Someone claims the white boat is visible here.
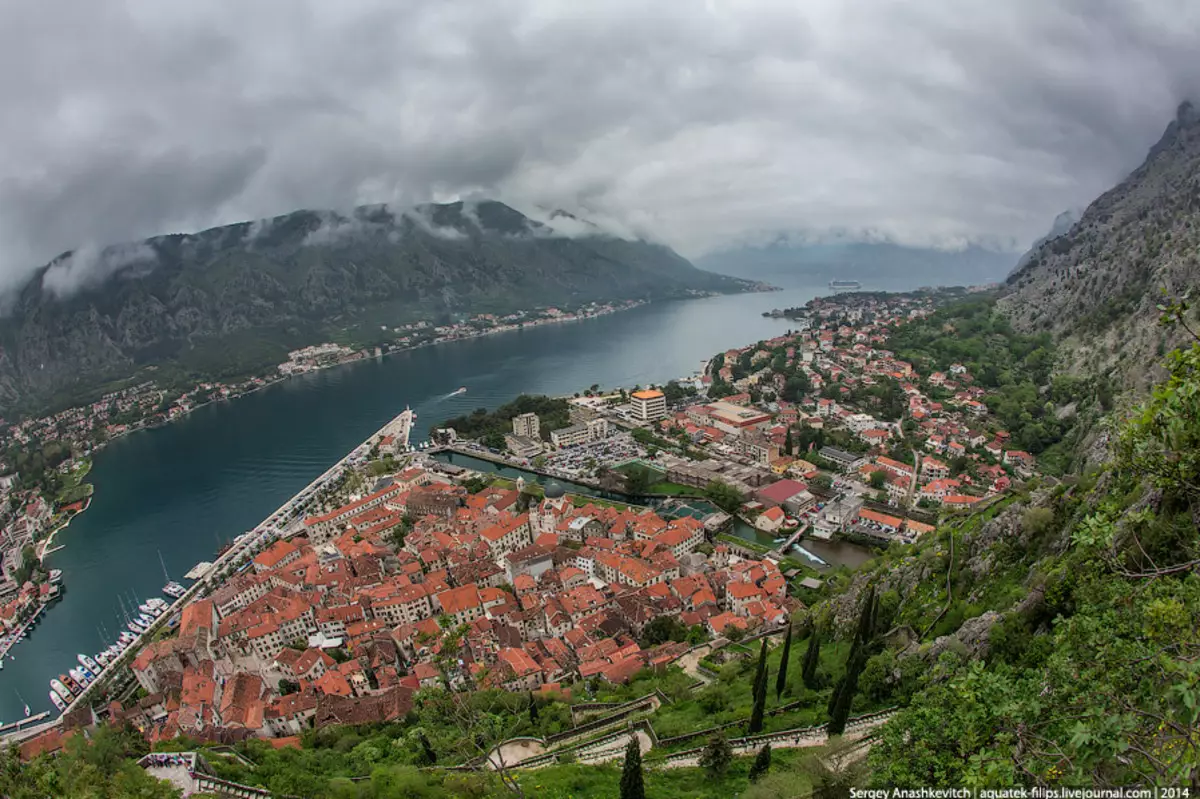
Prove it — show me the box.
[69,667,90,686]
[78,654,100,673]
[49,691,67,712]
[50,679,72,700]
[128,621,145,634]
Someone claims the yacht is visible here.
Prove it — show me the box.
[49,569,63,584]
[162,581,186,599]
[53,676,76,697]
[127,620,145,634]
[78,654,100,673]
[49,690,67,712]
[69,667,91,686]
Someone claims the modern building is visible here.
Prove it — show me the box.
[630,389,667,422]
[550,417,611,448]
[505,434,545,459]
[511,413,541,439]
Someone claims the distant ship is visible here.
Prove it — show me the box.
[449,386,467,396]
[829,280,862,292]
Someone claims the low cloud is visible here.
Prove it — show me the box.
[41,242,158,299]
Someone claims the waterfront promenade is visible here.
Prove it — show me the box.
[0,407,415,747]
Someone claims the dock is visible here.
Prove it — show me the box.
[0,712,51,734]
[0,603,46,662]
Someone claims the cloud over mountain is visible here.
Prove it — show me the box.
[1,0,1198,294]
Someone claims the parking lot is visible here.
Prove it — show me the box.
[544,432,645,478]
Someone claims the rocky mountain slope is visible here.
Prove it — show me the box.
[1003,101,1200,389]
[1008,207,1081,277]
[0,200,752,415]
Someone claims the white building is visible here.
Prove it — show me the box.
[630,389,667,422]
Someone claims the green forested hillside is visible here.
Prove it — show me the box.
[0,201,751,416]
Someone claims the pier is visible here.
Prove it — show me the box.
[0,603,47,662]
[0,712,51,734]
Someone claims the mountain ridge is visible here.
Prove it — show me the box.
[0,200,754,415]
[1001,100,1200,389]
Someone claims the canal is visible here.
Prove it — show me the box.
[432,451,878,570]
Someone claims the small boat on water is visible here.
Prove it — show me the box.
[128,621,145,634]
[162,582,186,599]
[78,654,100,673]
[52,677,75,698]
[69,667,91,686]
[49,569,63,584]
[449,386,467,396]
[49,691,67,712]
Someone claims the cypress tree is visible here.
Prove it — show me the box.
[775,623,793,699]
[828,586,877,735]
[748,743,773,782]
[801,628,821,689]
[699,731,733,780]
[619,736,645,799]
[784,427,794,455]
[749,638,770,733]
[528,692,539,725]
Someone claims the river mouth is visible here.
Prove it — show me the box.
[431,451,878,571]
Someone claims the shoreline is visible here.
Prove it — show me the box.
[72,287,775,458]
[35,495,91,560]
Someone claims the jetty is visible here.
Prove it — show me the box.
[0,712,51,734]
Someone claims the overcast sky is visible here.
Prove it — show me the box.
[1,0,1197,295]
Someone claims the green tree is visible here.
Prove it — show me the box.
[698,731,733,780]
[528,692,539,725]
[619,736,645,799]
[749,637,770,734]
[775,623,794,700]
[748,743,773,782]
[784,427,794,455]
[623,466,655,495]
[801,628,821,689]
[828,587,877,735]
[869,470,887,490]
[704,479,745,513]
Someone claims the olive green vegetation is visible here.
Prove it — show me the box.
[886,298,1102,473]
[441,394,572,449]
[0,725,176,799]
[866,334,1200,785]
